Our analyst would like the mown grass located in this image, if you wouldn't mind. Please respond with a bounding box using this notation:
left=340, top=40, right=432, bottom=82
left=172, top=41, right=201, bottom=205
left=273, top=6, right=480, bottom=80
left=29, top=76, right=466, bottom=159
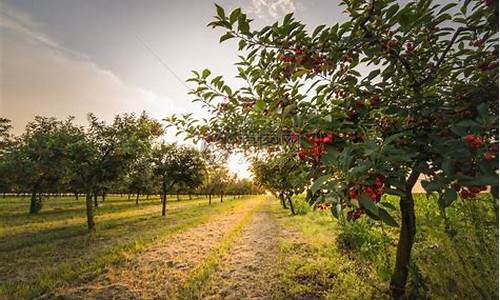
left=0, top=194, right=254, bottom=299
left=274, top=193, right=498, bottom=299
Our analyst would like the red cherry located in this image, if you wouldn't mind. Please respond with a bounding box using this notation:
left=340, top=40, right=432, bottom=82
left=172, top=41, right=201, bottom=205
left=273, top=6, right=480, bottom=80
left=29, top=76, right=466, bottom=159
left=322, top=136, right=332, bottom=143
left=489, top=143, right=499, bottom=152
left=460, top=189, right=470, bottom=199
left=370, top=95, right=381, bottom=107
left=472, top=137, right=482, bottom=147
left=355, top=101, right=365, bottom=108
left=463, top=134, right=475, bottom=142
left=484, top=152, right=495, bottom=161
left=299, top=151, right=306, bottom=161
left=469, top=186, right=481, bottom=194
left=349, top=190, right=359, bottom=199
left=370, top=193, right=377, bottom=202
left=348, top=111, right=359, bottom=121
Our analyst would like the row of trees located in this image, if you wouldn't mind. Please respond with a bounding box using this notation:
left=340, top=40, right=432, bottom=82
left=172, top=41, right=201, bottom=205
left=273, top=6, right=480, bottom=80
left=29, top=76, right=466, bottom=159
left=167, top=0, right=498, bottom=297
left=0, top=114, right=261, bottom=230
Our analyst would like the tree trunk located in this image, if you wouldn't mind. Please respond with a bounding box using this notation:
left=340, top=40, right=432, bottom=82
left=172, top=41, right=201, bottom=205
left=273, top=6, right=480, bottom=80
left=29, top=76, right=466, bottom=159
left=93, top=192, right=98, bottom=208
left=177, top=191, right=180, bottom=201
left=305, top=188, right=313, bottom=204
left=102, top=192, right=106, bottom=202
left=146, top=194, right=150, bottom=200
left=189, top=194, right=192, bottom=200
left=128, top=193, right=131, bottom=201
left=220, top=192, right=223, bottom=203
left=86, top=192, right=95, bottom=231
left=209, top=193, right=212, bottom=205
left=279, top=193, right=288, bottom=209
left=287, top=196, right=296, bottom=215
left=29, top=190, right=42, bottom=214
left=136, top=192, right=140, bottom=205
left=75, top=192, right=79, bottom=200
left=390, top=170, right=420, bottom=298
left=162, top=182, right=167, bottom=216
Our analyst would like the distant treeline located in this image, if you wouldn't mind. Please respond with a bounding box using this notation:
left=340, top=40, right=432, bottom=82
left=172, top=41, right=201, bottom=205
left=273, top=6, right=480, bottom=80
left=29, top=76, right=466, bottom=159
left=0, top=113, right=263, bottom=230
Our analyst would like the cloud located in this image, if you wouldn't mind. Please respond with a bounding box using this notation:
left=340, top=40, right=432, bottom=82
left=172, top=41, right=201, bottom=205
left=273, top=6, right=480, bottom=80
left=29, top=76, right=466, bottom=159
left=249, top=0, right=296, bottom=19
left=0, top=5, right=177, bottom=134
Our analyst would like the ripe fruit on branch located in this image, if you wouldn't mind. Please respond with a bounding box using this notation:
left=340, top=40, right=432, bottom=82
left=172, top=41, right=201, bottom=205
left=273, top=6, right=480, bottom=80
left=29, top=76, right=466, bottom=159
left=463, top=134, right=475, bottom=142
left=404, top=42, right=414, bottom=54
left=463, top=134, right=482, bottom=148
left=348, top=111, right=359, bottom=121
left=370, top=95, right=381, bottom=107
left=348, top=209, right=364, bottom=221
left=484, top=152, right=495, bottom=161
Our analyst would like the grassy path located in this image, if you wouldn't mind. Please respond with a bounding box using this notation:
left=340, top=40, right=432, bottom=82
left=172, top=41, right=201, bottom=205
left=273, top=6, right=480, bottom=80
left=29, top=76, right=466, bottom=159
left=199, top=198, right=283, bottom=299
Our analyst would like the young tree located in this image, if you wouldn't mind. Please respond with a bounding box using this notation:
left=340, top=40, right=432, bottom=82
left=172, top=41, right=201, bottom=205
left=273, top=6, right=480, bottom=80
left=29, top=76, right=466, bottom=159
left=14, top=117, right=84, bottom=213
left=168, top=1, right=498, bottom=296
left=71, top=113, right=163, bottom=230
left=152, top=143, right=205, bottom=216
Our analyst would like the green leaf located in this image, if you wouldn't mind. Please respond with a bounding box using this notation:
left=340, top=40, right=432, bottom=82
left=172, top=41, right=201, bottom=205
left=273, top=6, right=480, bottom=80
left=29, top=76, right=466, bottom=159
left=365, top=69, right=380, bottom=81
left=219, top=32, right=234, bottom=43
left=229, top=8, right=241, bottom=24
left=440, top=188, right=457, bottom=208
left=331, top=203, right=342, bottom=219
left=238, top=15, right=250, bottom=33
left=255, top=99, right=265, bottom=111
left=378, top=207, right=398, bottom=227
left=313, top=25, right=326, bottom=37
left=491, top=185, right=498, bottom=199
left=215, top=4, right=225, bottom=19
left=438, top=3, right=457, bottom=15
left=238, top=39, right=247, bottom=50
left=384, top=133, right=404, bottom=145
left=455, top=120, right=478, bottom=127
left=311, top=175, right=329, bottom=193
left=283, top=13, right=294, bottom=25
left=202, top=69, right=211, bottom=79
left=359, top=193, right=379, bottom=217
left=461, top=176, right=498, bottom=186
left=386, top=3, right=400, bottom=18
left=421, top=180, right=444, bottom=193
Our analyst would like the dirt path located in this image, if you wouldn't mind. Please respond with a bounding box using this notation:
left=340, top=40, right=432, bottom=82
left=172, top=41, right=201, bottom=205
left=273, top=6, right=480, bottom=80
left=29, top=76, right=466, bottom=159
left=200, top=199, right=284, bottom=299
left=47, top=197, right=264, bottom=299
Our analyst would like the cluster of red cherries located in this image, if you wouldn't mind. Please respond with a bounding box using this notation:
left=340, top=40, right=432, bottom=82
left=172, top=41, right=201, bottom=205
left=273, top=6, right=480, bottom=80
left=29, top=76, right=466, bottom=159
left=463, top=135, right=498, bottom=161
left=297, top=132, right=336, bottom=163
left=453, top=184, right=489, bottom=199
left=347, top=175, right=385, bottom=220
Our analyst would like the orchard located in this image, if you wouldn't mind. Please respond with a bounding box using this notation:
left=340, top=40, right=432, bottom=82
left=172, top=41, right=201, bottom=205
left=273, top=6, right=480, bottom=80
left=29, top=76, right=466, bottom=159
left=168, top=0, right=499, bottom=297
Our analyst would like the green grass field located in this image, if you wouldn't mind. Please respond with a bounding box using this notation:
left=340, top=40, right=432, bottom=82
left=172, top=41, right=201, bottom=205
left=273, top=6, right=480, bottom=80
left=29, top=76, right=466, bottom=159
left=0, top=193, right=497, bottom=299
left=0, top=194, right=251, bottom=299
left=275, top=193, right=499, bottom=299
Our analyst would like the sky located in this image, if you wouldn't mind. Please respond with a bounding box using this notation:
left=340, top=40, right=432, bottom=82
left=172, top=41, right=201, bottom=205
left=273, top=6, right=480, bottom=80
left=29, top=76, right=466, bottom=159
left=0, top=0, right=348, bottom=178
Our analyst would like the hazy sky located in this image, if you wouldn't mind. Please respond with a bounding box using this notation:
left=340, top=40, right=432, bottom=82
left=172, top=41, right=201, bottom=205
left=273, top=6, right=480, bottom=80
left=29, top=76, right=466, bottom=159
left=0, top=0, right=348, bottom=177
